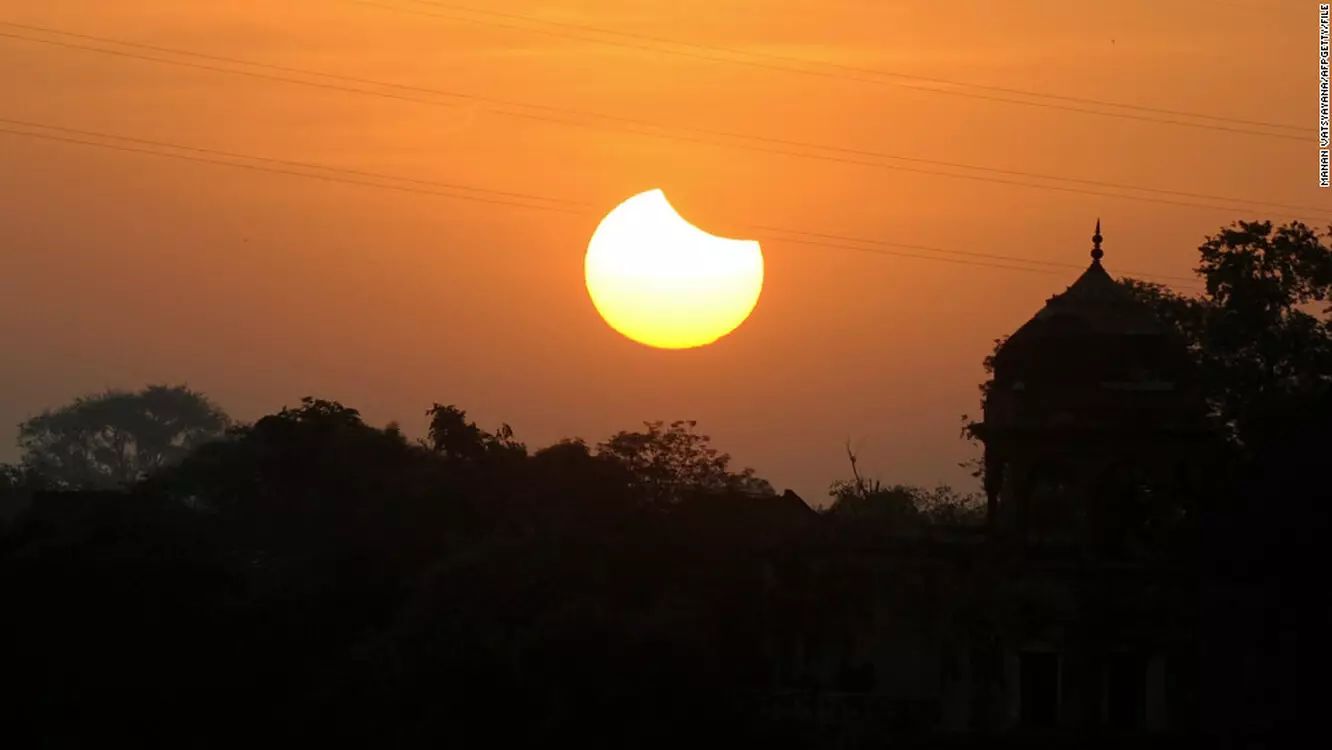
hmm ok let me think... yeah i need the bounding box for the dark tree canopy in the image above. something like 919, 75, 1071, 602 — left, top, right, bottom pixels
828, 480, 921, 524
1119, 221, 1332, 450
17, 384, 230, 490
596, 420, 775, 507
828, 448, 984, 528
425, 403, 526, 462
155, 396, 428, 516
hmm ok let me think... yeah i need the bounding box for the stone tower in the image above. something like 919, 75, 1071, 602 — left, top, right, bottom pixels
971, 222, 1210, 554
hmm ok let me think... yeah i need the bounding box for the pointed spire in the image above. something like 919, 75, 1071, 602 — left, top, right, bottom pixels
1091, 218, 1104, 263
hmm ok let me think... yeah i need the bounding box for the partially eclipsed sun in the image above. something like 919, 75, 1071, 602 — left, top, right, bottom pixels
585, 189, 764, 349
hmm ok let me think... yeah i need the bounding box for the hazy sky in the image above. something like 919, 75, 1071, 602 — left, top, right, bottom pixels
0, 0, 1323, 503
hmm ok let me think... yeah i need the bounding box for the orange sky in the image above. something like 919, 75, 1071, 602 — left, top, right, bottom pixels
0, 0, 1323, 503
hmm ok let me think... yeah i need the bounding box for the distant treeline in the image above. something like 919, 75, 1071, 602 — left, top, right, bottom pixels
0, 393, 979, 748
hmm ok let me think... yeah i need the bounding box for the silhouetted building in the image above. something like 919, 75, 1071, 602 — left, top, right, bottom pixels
958, 222, 1212, 736
764, 223, 1217, 746
974, 219, 1211, 552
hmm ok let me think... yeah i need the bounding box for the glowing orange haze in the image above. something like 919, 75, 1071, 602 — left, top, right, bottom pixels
0, 0, 1319, 503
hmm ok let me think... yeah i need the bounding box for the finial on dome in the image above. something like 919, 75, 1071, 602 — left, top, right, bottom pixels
1091, 218, 1104, 262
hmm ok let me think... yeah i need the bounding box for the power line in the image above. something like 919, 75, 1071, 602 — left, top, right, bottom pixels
0, 126, 583, 215
3, 26, 1326, 224
749, 225, 1203, 284
0, 118, 1205, 291
1194, 0, 1304, 12
392, 0, 1307, 132
0, 116, 588, 209
348, 0, 1309, 141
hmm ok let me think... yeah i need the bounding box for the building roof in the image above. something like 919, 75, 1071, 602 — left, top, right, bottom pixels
1003, 222, 1169, 348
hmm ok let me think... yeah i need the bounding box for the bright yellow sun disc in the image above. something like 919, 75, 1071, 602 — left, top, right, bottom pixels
585, 189, 764, 349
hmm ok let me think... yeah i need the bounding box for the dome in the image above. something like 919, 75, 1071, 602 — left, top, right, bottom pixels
1011, 258, 1166, 338
992, 222, 1182, 382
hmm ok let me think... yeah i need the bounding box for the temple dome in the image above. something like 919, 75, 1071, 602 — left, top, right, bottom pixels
993, 221, 1182, 381
1004, 256, 1167, 342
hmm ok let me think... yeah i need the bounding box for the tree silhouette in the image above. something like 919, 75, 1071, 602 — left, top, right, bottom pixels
1115, 222, 1330, 445
596, 420, 774, 507
828, 443, 983, 526
425, 403, 526, 462
516, 439, 637, 531
155, 396, 440, 539
16, 384, 230, 489
1, 462, 46, 491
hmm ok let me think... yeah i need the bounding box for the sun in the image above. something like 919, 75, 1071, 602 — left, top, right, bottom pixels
584, 189, 764, 349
